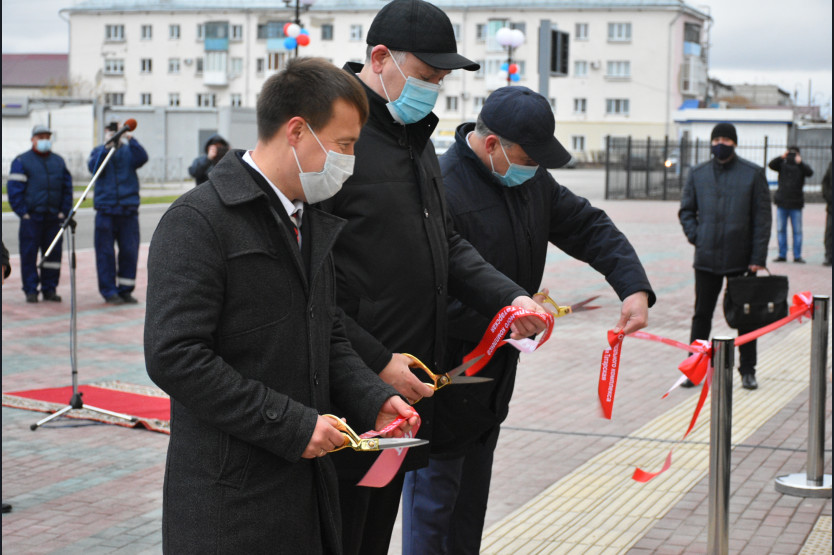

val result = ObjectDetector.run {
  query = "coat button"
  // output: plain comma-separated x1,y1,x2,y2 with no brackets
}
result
423,208,429,218
436,285,442,294
314,372,319,385
309,305,315,318
265,409,278,420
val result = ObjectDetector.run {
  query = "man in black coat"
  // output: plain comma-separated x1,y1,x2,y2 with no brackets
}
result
769,146,814,263
401,86,655,555
679,122,771,390
324,2,548,554
188,133,230,186
144,58,417,554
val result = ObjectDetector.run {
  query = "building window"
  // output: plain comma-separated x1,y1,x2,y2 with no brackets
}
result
575,23,588,40
141,25,152,40
141,93,152,105
169,93,180,107
195,58,204,74
231,24,243,41
571,136,586,151
268,52,287,72
169,24,180,39
608,22,632,42
105,24,125,41
230,57,243,76
517,60,526,77
446,96,458,111
206,51,227,73
197,23,205,41
574,60,588,77
474,60,485,78
231,93,242,107
510,21,526,35
141,58,152,73
473,96,486,111
684,22,701,43
476,23,486,42
605,98,630,115
573,98,587,114
606,60,631,78
258,21,287,39
256,58,265,73
452,23,461,41
197,93,216,107
168,58,180,74
104,92,124,105
103,59,125,75
349,24,362,41
322,24,334,40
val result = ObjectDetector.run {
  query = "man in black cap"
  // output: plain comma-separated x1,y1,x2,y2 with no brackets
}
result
323,2,548,554
401,86,655,555
679,122,771,390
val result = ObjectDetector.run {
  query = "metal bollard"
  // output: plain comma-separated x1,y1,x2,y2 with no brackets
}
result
708,336,734,555
775,295,832,498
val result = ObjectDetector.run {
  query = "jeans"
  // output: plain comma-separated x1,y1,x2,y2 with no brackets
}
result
776,207,802,259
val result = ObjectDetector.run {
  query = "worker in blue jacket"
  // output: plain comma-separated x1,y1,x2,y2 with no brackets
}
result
87,121,148,304
6,124,73,303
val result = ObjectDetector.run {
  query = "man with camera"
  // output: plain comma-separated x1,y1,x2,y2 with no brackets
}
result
769,146,814,263
188,134,230,186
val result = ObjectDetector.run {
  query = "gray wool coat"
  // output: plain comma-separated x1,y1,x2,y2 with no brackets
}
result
144,151,398,554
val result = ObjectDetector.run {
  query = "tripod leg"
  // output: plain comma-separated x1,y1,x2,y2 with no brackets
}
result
80,404,138,423
30,405,74,431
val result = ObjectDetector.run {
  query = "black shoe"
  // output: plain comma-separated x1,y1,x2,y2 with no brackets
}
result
42,291,62,302
25,293,39,303
119,292,139,304
1,503,11,514
824,258,832,267
105,295,125,305
773,256,787,262
680,378,696,388
794,258,806,264
742,374,758,390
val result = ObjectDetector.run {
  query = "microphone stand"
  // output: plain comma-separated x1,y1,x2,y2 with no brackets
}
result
31,141,137,431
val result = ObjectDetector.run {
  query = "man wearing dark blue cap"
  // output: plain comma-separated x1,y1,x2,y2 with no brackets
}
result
323,2,550,554
401,86,655,555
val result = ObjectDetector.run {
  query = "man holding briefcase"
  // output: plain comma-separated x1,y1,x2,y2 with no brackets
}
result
679,122,772,390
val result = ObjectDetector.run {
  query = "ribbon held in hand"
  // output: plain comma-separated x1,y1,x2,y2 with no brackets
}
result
357,413,420,488
598,330,624,419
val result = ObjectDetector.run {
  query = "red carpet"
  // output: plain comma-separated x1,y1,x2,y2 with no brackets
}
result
2,381,170,434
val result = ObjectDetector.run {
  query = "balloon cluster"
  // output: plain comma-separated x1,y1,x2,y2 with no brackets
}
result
283,22,310,50
499,62,521,82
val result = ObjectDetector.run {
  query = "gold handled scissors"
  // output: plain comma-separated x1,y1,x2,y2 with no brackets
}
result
323,414,428,452
536,292,601,318
402,353,492,393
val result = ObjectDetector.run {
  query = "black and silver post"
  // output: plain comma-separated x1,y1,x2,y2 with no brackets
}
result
708,336,734,555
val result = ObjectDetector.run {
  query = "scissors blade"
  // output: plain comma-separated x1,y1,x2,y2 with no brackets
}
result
444,375,493,385
446,354,485,378
374,438,429,450
570,295,602,312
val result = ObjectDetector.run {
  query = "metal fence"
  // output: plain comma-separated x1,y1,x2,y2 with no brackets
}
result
604,136,833,201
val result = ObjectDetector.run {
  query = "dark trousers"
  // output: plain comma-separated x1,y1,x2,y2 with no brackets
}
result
338,473,404,555
18,216,62,295
690,268,757,374
401,426,501,555
94,211,139,299
825,207,832,262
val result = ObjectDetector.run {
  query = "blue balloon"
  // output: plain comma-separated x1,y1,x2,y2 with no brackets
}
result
299,29,309,35
284,36,297,50
500,62,509,71
510,73,521,82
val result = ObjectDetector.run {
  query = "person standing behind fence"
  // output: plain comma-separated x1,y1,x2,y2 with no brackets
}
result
188,134,230,186
769,146,813,263
823,161,832,266
679,122,771,391
6,124,73,303
87,121,148,305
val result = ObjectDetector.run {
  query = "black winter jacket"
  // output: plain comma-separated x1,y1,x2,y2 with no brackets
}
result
679,155,771,274
432,123,655,456
769,155,813,209
323,64,527,478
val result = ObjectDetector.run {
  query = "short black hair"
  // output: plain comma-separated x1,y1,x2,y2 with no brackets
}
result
788,146,800,153
256,57,369,142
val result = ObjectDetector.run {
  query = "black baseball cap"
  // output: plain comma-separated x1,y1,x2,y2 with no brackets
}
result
480,86,572,169
367,0,479,71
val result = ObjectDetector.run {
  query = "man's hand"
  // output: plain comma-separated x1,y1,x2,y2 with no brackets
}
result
207,144,219,160
613,291,649,335
375,396,420,438
301,415,348,459
509,296,548,340
749,264,766,272
379,353,435,404
795,153,802,164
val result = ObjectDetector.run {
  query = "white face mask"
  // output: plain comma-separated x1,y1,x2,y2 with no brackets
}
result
292,123,354,204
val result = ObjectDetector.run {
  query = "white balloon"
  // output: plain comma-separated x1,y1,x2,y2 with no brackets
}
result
495,27,513,46
509,29,525,47
287,23,302,38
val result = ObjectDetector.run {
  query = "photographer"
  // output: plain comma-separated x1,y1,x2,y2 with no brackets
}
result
769,146,813,263
188,134,229,186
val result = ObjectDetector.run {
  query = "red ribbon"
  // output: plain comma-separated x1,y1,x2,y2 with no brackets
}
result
598,330,624,419
357,417,420,488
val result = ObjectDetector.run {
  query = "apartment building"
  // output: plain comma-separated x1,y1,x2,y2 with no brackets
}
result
63,0,710,158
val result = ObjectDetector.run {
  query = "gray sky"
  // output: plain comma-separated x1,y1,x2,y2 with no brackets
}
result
3,0,832,113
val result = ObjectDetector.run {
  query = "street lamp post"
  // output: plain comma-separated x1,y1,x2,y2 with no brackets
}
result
495,27,525,86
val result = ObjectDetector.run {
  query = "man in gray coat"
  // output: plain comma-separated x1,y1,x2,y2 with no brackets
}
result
144,58,417,554
679,122,771,390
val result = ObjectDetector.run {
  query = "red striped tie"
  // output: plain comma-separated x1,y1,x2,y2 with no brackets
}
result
290,211,301,248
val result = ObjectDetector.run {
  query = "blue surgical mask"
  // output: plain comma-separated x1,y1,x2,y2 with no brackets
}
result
36,139,52,153
292,123,354,204
490,141,538,187
711,143,734,161
379,54,440,125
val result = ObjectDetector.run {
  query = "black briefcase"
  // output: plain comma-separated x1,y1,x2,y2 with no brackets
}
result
723,271,789,329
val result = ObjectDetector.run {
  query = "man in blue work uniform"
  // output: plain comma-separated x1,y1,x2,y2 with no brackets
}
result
7,124,73,303
88,121,148,304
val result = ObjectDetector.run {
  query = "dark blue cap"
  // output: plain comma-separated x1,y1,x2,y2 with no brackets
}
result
479,86,571,169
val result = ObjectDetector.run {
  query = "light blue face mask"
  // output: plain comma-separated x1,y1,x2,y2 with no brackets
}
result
490,141,538,187
379,54,440,125
36,139,52,153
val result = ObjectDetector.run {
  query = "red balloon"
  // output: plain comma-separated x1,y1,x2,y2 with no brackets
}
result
283,22,292,36
296,34,310,46
508,63,519,74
